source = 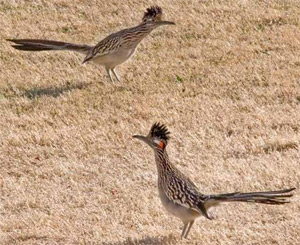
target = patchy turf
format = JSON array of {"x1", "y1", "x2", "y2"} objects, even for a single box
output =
[{"x1": 0, "y1": 0, "x2": 299, "y2": 244}]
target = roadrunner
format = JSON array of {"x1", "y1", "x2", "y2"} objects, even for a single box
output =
[
  {"x1": 133, "y1": 123, "x2": 295, "y2": 239},
  {"x1": 7, "y1": 6, "x2": 174, "y2": 82}
]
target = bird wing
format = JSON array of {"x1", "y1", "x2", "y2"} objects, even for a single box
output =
[
  {"x1": 82, "y1": 33, "x2": 122, "y2": 63},
  {"x1": 165, "y1": 174, "x2": 210, "y2": 217}
]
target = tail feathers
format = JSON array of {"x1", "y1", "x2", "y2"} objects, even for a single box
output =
[
  {"x1": 7, "y1": 39, "x2": 91, "y2": 54},
  {"x1": 207, "y1": 188, "x2": 295, "y2": 205}
]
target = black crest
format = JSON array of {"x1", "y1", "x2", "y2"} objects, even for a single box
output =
[
  {"x1": 150, "y1": 123, "x2": 170, "y2": 141},
  {"x1": 142, "y1": 6, "x2": 163, "y2": 22}
]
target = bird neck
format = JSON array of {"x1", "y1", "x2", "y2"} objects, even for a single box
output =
[
  {"x1": 118, "y1": 22, "x2": 157, "y2": 50},
  {"x1": 137, "y1": 21, "x2": 158, "y2": 31},
  {"x1": 128, "y1": 22, "x2": 157, "y2": 38},
  {"x1": 154, "y1": 149, "x2": 174, "y2": 175}
]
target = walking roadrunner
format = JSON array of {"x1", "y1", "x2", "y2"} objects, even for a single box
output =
[
  {"x1": 8, "y1": 6, "x2": 175, "y2": 82},
  {"x1": 133, "y1": 123, "x2": 295, "y2": 238}
]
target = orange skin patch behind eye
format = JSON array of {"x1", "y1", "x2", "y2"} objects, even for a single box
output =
[{"x1": 158, "y1": 141, "x2": 165, "y2": 149}]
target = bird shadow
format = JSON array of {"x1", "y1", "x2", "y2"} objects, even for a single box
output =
[
  {"x1": 102, "y1": 234, "x2": 177, "y2": 245},
  {"x1": 23, "y1": 81, "x2": 92, "y2": 99}
]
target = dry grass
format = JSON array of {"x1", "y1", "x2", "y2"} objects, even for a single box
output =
[{"x1": 1, "y1": 0, "x2": 300, "y2": 244}]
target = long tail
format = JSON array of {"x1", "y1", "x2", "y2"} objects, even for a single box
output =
[
  {"x1": 207, "y1": 188, "x2": 295, "y2": 205},
  {"x1": 7, "y1": 39, "x2": 92, "y2": 54}
]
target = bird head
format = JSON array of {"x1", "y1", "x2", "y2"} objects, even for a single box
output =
[
  {"x1": 142, "y1": 6, "x2": 175, "y2": 26},
  {"x1": 133, "y1": 123, "x2": 170, "y2": 151}
]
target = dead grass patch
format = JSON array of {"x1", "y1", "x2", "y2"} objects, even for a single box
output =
[{"x1": 0, "y1": 1, "x2": 299, "y2": 244}]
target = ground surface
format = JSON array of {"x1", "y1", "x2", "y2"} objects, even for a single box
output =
[{"x1": 0, "y1": 0, "x2": 299, "y2": 244}]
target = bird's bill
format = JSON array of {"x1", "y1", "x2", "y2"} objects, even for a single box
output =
[
  {"x1": 133, "y1": 135, "x2": 152, "y2": 146},
  {"x1": 133, "y1": 135, "x2": 147, "y2": 142},
  {"x1": 157, "y1": 20, "x2": 175, "y2": 26}
]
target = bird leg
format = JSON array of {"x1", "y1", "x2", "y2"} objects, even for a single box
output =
[
  {"x1": 184, "y1": 220, "x2": 194, "y2": 239},
  {"x1": 181, "y1": 222, "x2": 189, "y2": 239},
  {"x1": 106, "y1": 68, "x2": 113, "y2": 82},
  {"x1": 112, "y1": 68, "x2": 121, "y2": 82}
]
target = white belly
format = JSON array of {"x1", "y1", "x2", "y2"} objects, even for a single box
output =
[
  {"x1": 91, "y1": 47, "x2": 136, "y2": 69},
  {"x1": 158, "y1": 185, "x2": 202, "y2": 223}
]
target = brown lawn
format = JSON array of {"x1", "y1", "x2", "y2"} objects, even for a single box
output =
[{"x1": 0, "y1": 0, "x2": 299, "y2": 244}]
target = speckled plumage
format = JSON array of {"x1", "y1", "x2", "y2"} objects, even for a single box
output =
[
  {"x1": 8, "y1": 6, "x2": 175, "y2": 82},
  {"x1": 134, "y1": 123, "x2": 295, "y2": 238}
]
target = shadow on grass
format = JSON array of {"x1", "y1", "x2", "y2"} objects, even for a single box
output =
[
  {"x1": 23, "y1": 81, "x2": 92, "y2": 99},
  {"x1": 103, "y1": 234, "x2": 177, "y2": 245}
]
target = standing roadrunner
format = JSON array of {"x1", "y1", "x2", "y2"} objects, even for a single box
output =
[
  {"x1": 7, "y1": 6, "x2": 174, "y2": 82},
  {"x1": 133, "y1": 123, "x2": 295, "y2": 239}
]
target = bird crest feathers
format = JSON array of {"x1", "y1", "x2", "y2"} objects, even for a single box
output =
[
  {"x1": 150, "y1": 123, "x2": 170, "y2": 141},
  {"x1": 142, "y1": 6, "x2": 163, "y2": 22}
]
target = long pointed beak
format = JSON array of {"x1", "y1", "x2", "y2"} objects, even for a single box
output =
[
  {"x1": 133, "y1": 135, "x2": 151, "y2": 146},
  {"x1": 157, "y1": 20, "x2": 175, "y2": 26},
  {"x1": 133, "y1": 135, "x2": 147, "y2": 141}
]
